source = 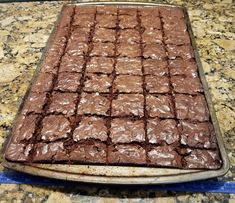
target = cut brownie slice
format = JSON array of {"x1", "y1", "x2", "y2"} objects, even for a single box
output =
[
  {"x1": 93, "y1": 28, "x2": 116, "y2": 43},
  {"x1": 73, "y1": 116, "x2": 108, "y2": 142},
  {"x1": 90, "y1": 42, "x2": 115, "y2": 57},
  {"x1": 119, "y1": 15, "x2": 138, "y2": 29},
  {"x1": 69, "y1": 141, "x2": 107, "y2": 163},
  {"x1": 143, "y1": 44, "x2": 166, "y2": 60},
  {"x1": 118, "y1": 29, "x2": 140, "y2": 44},
  {"x1": 164, "y1": 30, "x2": 190, "y2": 45},
  {"x1": 147, "y1": 118, "x2": 179, "y2": 145},
  {"x1": 96, "y1": 14, "x2": 117, "y2": 28},
  {"x1": 31, "y1": 73, "x2": 54, "y2": 93},
  {"x1": 73, "y1": 14, "x2": 94, "y2": 28},
  {"x1": 86, "y1": 57, "x2": 114, "y2": 74},
  {"x1": 97, "y1": 6, "x2": 118, "y2": 15},
  {"x1": 143, "y1": 59, "x2": 168, "y2": 76},
  {"x1": 179, "y1": 121, "x2": 217, "y2": 149},
  {"x1": 48, "y1": 92, "x2": 77, "y2": 116},
  {"x1": 166, "y1": 44, "x2": 194, "y2": 59},
  {"x1": 116, "y1": 57, "x2": 142, "y2": 75},
  {"x1": 70, "y1": 27, "x2": 90, "y2": 43},
  {"x1": 117, "y1": 43, "x2": 141, "y2": 58},
  {"x1": 148, "y1": 146, "x2": 182, "y2": 167},
  {"x1": 40, "y1": 115, "x2": 71, "y2": 142},
  {"x1": 141, "y1": 16, "x2": 161, "y2": 29},
  {"x1": 145, "y1": 75, "x2": 170, "y2": 93},
  {"x1": 175, "y1": 94, "x2": 209, "y2": 122},
  {"x1": 119, "y1": 7, "x2": 137, "y2": 16},
  {"x1": 108, "y1": 144, "x2": 146, "y2": 164},
  {"x1": 112, "y1": 94, "x2": 144, "y2": 117},
  {"x1": 146, "y1": 94, "x2": 174, "y2": 118},
  {"x1": 77, "y1": 93, "x2": 110, "y2": 116},
  {"x1": 66, "y1": 41, "x2": 88, "y2": 56},
  {"x1": 84, "y1": 73, "x2": 112, "y2": 93},
  {"x1": 113, "y1": 75, "x2": 143, "y2": 93},
  {"x1": 142, "y1": 28, "x2": 163, "y2": 44},
  {"x1": 59, "y1": 54, "x2": 84, "y2": 73},
  {"x1": 110, "y1": 119, "x2": 145, "y2": 143}
]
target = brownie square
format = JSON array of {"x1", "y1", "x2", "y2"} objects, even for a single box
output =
[
  {"x1": 175, "y1": 94, "x2": 209, "y2": 121},
  {"x1": 164, "y1": 30, "x2": 190, "y2": 45},
  {"x1": 141, "y1": 16, "x2": 161, "y2": 29},
  {"x1": 108, "y1": 144, "x2": 146, "y2": 164},
  {"x1": 55, "y1": 72, "x2": 81, "y2": 92},
  {"x1": 40, "y1": 115, "x2": 71, "y2": 142},
  {"x1": 163, "y1": 19, "x2": 187, "y2": 32},
  {"x1": 142, "y1": 28, "x2": 163, "y2": 44},
  {"x1": 86, "y1": 57, "x2": 114, "y2": 74},
  {"x1": 146, "y1": 94, "x2": 174, "y2": 118},
  {"x1": 66, "y1": 41, "x2": 88, "y2": 56},
  {"x1": 116, "y1": 57, "x2": 142, "y2": 75},
  {"x1": 117, "y1": 43, "x2": 141, "y2": 58},
  {"x1": 12, "y1": 114, "x2": 38, "y2": 143},
  {"x1": 93, "y1": 28, "x2": 116, "y2": 43},
  {"x1": 70, "y1": 27, "x2": 90, "y2": 42},
  {"x1": 33, "y1": 142, "x2": 69, "y2": 162},
  {"x1": 31, "y1": 73, "x2": 54, "y2": 93},
  {"x1": 118, "y1": 29, "x2": 140, "y2": 44},
  {"x1": 110, "y1": 119, "x2": 145, "y2": 143},
  {"x1": 184, "y1": 149, "x2": 221, "y2": 169},
  {"x1": 171, "y1": 76, "x2": 203, "y2": 94},
  {"x1": 90, "y1": 42, "x2": 115, "y2": 57},
  {"x1": 40, "y1": 54, "x2": 60, "y2": 74},
  {"x1": 139, "y1": 8, "x2": 159, "y2": 17},
  {"x1": 96, "y1": 14, "x2": 117, "y2": 28},
  {"x1": 166, "y1": 45, "x2": 194, "y2": 60},
  {"x1": 179, "y1": 121, "x2": 217, "y2": 149},
  {"x1": 148, "y1": 146, "x2": 182, "y2": 167},
  {"x1": 5, "y1": 143, "x2": 33, "y2": 161},
  {"x1": 143, "y1": 59, "x2": 168, "y2": 76},
  {"x1": 84, "y1": 73, "x2": 112, "y2": 93},
  {"x1": 160, "y1": 7, "x2": 184, "y2": 19},
  {"x1": 97, "y1": 6, "x2": 118, "y2": 15},
  {"x1": 48, "y1": 92, "x2": 77, "y2": 116},
  {"x1": 59, "y1": 54, "x2": 84, "y2": 73},
  {"x1": 77, "y1": 93, "x2": 110, "y2": 116},
  {"x1": 119, "y1": 7, "x2": 137, "y2": 16},
  {"x1": 22, "y1": 92, "x2": 47, "y2": 114},
  {"x1": 75, "y1": 7, "x2": 96, "y2": 15},
  {"x1": 113, "y1": 75, "x2": 143, "y2": 93},
  {"x1": 69, "y1": 141, "x2": 107, "y2": 163},
  {"x1": 147, "y1": 118, "x2": 179, "y2": 145},
  {"x1": 119, "y1": 15, "x2": 138, "y2": 29},
  {"x1": 73, "y1": 116, "x2": 108, "y2": 142},
  {"x1": 73, "y1": 14, "x2": 94, "y2": 27},
  {"x1": 112, "y1": 94, "x2": 144, "y2": 117},
  {"x1": 169, "y1": 59, "x2": 198, "y2": 78},
  {"x1": 145, "y1": 75, "x2": 170, "y2": 93},
  {"x1": 143, "y1": 44, "x2": 166, "y2": 59}
]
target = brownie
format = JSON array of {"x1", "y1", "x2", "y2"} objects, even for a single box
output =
[
  {"x1": 75, "y1": 7, "x2": 96, "y2": 15},
  {"x1": 108, "y1": 144, "x2": 146, "y2": 164},
  {"x1": 171, "y1": 76, "x2": 203, "y2": 94},
  {"x1": 5, "y1": 143, "x2": 33, "y2": 161},
  {"x1": 70, "y1": 27, "x2": 90, "y2": 43},
  {"x1": 160, "y1": 7, "x2": 184, "y2": 19},
  {"x1": 91, "y1": 42, "x2": 115, "y2": 57},
  {"x1": 143, "y1": 59, "x2": 168, "y2": 76},
  {"x1": 112, "y1": 94, "x2": 144, "y2": 117},
  {"x1": 166, "y1": 45, "x2": 194, "y2": 59},
  {"x1": 30, "y1": 73, "x2": 54, "y2": 93},
  {"x1": 110, "y1": 119, "x2": 145, "y2": 143},
  {"x1": 40, "y1": 54, "x2": 60, "y2": 74},
  {"x1": 141, "y1": 16, "x2": 161, "y2": 29},
  {"x1": 59, "y1": 54, "x2": 84, "y2": 73},
  {"x1": 22, "y1": 92, "x2": 47, "y2": 114},
  {"x1": 184, "y1": 149, "x2": 221, "y2": 169},
  {"x1": 93, "y1": 28, "x2": 116, "y2": 43},
  {"x1": 55, "y1": 72, "x2": 81, "y2": 92},
  {"x1": 40, "y1": 115, "x2": 71, "y2": 142},
  {"x1": 73, "y1": 116, "x2": 108, "y2": 142},
  {"x1": 169, "y1": 59, "x2": 198, "y2": 77},
  {"x1": 96, "y1": 14, "x2": 117, "y2": 28},
  {"x1": 163, "y1": 19, "x2": 187, "y2": 32},
  {"x1": 113, "y1": 75, "x2": 143, "y2": 93},
  {"x1": 175, "y1": 94, "x2": 209, "y2": 121},
  {"x1": 117, "y1": 43, "x2": 141, "y2": 58},
  {"x1": 118, "y1": 29, "x2": 140, "y2": 44},
  {"x1": 142, "y1": 28, "x2": 163, "y2": 44},
  {"x1": 69, "y1": 141, "x2": 107, "y2": 163},
  {"x1": 77, "y1": 93, "x2": 110, "y2": 116},
  {"x1": 164, "y1": 30, "x2": 190, "y2": 45},
  {"x1": 145, "y1": 75, "x2": 170, "y2": 93},
  {"x1": 147, "y1": 118, "x2": 179, "y2": 145},
  {"x1": 97, "y1": 6, "x2": 118, "y2": 15},
  {"x1": 116, "y1": 57, "x2": 142, "y2": 75},
  {"x1": 139, "y1": 8, "x2": 159, "y2": 17},
  {"x1": 148, "y1": 146, "x2": 182, "y2": 167},
  {"x1": 48, "y1": 92, "x2": 77, "y2": 116},
  {"x1": 86, "y1": 57, "x2": 114, "y2": 74},
  {"x1": 66, "y1": 41, "x2": 88, "y2": 56},
  {"x1": 119, "y1": 7, "x2": 137, "y2": 16},
  {"x1": 179, "y1": 120, "x2": 217, "y2": 149},
  {"x1": 73, "y1": 14, "x2": 94, "y2": 27},
  {"x1": 33, "y1": 142, "x2": 69, "y2": 162},
  {"x1": 146, "y1": 94, "x2": 174, "y2": 118},
  {"x1": 143, "y1": 44, "x2": 166, "y2": 59},
  {"x1": 119, "y1": 15, "x2": 138, "y2": 29}
]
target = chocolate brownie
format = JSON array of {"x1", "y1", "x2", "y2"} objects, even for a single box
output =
[
  {"x1": 5, "y1": 143, "x2": 33, "y2": 161},
  {"x1": 142, "y1": 28, "x2": 163, "y2": 44},
  {"x1": 166, "y1": 44, "x2": 194, "y2": 59},
  {"x1": 59, "y1": 54, "x2": 84, "y2": 73},
  {"x1": 119, "y1": 7, "x2": 137, "y2": 16},
  {"x1": 70, "y1": 27, "x2": 90, "y2": 43},
  {"x1": 97, "y1": 6, "x2": 118, "y2": 15},
  {"x1": 116, "y1": 57, "x2": 142, "y2": 75},
  {"x1": 86, "y1": 57, "x2": 114, "y2": 74},
  {"x1": 96, "y1": 14, "x2": 117, "y2": 28},
  {"x1": 145, "y1": 75, "x2": 170, "y2": 93},
  {"x1": 118, "y1": 29, "x2": 140, "y2": 44},
  {"x1": 93, "y1": 28, "x2": 116, "y2": 43},
  {"x1": 91, "y1": 42, "x2": 115, "y2": 57},
  {"x1": 66, "y1": 41, "x2": 88, "y2": 56},
  {"x1": 143, "y1": 59, "x2": 168, "y2": 76},
  {"x1": 119, "y1": 15, "x2": 138, "y2": 29},
  {"x1": 141, "y1": 16, "x2": 161, "y2": 29},
  {"x1": 117, "y1": 43, "x2": 141, "y2": 58},
  {"x1": 73, "y1": 14, "x2": 94, "y2": 28},
  {"x1": 143, "y1": 44, "x2": 166, "y2": 59},
  {"x1": 30, "y1": 73, "x2": 54, "y2": 93}
]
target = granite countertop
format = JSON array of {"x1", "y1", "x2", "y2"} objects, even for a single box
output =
[{"x1": 0, "y1": 0, "x2": 234, "y2": 202}]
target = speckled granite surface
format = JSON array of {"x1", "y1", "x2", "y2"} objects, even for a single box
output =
[{"x1": 0, "y1": 0, "x2": 234, "y2": 202}]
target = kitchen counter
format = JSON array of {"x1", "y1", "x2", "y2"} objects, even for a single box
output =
[{"x1": 0, "y1": 0, "x2": 234, "y2": 202}]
